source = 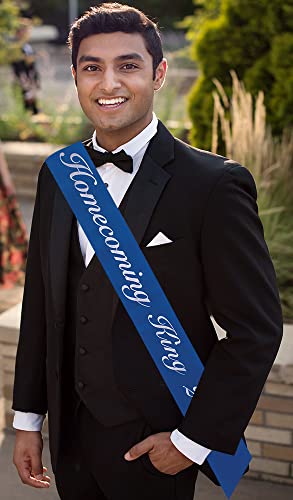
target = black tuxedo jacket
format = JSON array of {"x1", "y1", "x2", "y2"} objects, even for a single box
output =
[{"x1": 13, "y1": 122, "x2": 282, "y2": 470}]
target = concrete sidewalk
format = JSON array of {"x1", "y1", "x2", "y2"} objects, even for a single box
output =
[{"x1": 1, "y1": 430, "x2": 293, "y2": 500}]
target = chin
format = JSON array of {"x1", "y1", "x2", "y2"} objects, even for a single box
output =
[{"x1": 95, "y1": 118, "x2": 132, "y2": 133}]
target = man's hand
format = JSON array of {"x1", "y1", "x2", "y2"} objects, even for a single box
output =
[
  {"x1": 124, "y1": 431, "x2": 193, "y2": 475},
  {"x1": 13, "y1": 430, "x2": 51, "y2": 488}
]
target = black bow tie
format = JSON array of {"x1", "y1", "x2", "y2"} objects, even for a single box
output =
[{"x1": 86, "y1": 147, "x2": 133, "y2": 173}]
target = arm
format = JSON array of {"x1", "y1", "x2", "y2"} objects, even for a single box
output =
[
  {"x1": 12, "y1": 167, "x2": 47, "y2": 414},
  {"x1": 12, "y1": 168, "x2": 50, "y2": 488},
  {"x1": 177, "y1": 164, "x2": 283, "y2": 454}
]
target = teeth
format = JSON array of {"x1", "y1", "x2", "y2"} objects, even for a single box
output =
[{"x1": 98, "y1": 97, "x2": 126, "y2": 105}]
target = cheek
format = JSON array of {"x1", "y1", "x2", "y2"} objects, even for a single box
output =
[
  {"x1": 76, "y1": 84, "x2": 93, "y2": 105},
  {"x1": 132, "y1": 80, "x2": 154, "y2": 99}
]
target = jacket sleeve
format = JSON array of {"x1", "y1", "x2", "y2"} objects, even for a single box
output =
[
  {"x1": 12, "y1": 167, "x2": 48, "y2": 414},
  {"x1": 178, "y1": 164, "x2": 283, "y2": 454}
]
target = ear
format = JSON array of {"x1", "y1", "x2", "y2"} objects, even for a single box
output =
[
  {"x1": 154, "y1": 58, "x2": 168, "y2": 91},
  {"x1": 71, "y1": 64, "x2": 77, "y2": 86}
]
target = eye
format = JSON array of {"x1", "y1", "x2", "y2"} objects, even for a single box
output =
[
  {"x1": 121, "y1": 63, "x2": 138, "y2": 71},
  {"x1": 84, "y1": 65, "x2": 99, "y2": 72}
]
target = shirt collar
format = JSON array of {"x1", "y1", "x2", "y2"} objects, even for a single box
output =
[{"x1": 92, "y1": 112, "x2": 158, "y2": 158}]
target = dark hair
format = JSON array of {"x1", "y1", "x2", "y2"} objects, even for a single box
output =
[{"x1": 68, "y1": 3, "x2": 163, "y2": 79}]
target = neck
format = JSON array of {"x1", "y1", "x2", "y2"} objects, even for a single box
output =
[{"x1": 95, "y1": 115, "x2": 153, "y2": 152}]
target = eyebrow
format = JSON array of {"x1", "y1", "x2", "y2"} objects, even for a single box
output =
[{"x1": 78, "y1": 53, "x2": 145, "y2": 65}]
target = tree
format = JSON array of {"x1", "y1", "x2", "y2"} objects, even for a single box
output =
[
  {"x1": 0, "y1": 0, "x2": 22, "y2": 65},
  {"x1": 187, "y1": 0, "x2": 293, "y2": 149},
  {"x1": 28, "y1": 0, "x2": 195, "y2": 41}
]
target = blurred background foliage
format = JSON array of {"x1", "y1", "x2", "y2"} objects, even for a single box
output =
[
  {"x1": 186, "y1": 0, "x2": 293, "y2": 150},
  {"x1": 212, "y1": 72, "x2": 293, "y2": 320},
  {"x1": 0, "y1": 0, "x2": 22, "y2": 64},
  {"x1": 28, "y1": 0, "x2": 195, "y2": 40},
  {"x1": 0, "y1": 0, "x2": 292, "y2": 319}
]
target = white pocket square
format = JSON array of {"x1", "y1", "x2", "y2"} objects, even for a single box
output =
[{"x1": 146, "y1": 232, "x2": 173, "y2": 247}]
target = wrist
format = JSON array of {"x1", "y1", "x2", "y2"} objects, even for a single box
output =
[{"x1": 15, "y1": 429, "x2": 41, "y2": 435}]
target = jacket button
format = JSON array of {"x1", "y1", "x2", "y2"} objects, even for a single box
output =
[
  {"x1": 79, "y1": 346, "x2": 87, "y2": 355},
  {"x1": 80, "y1": 315, "x2": 88, "y2": 324},
  {"x1": 81, "y1": 283, "x2": 89, "y2": 292},
  {"x1": 77, "y1": 381, "x2": 85, "y2": 390}
]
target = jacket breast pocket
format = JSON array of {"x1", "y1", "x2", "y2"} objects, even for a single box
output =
[{"x1": 143, "y1": 238, "x2": 193, "y2": 274}]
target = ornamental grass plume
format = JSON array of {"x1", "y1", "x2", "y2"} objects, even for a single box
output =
[{"x1": 212, "y1": 71, "x2": 293, "y2": 321}]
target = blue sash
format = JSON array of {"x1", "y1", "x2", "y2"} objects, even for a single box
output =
[{"x1": 46, "y1": 142, "x2": 251, "y2": 498}]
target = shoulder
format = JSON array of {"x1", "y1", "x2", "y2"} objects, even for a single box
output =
[
  {"x1": 36, "y1": 160, "x2": 60, "y2": 208},
  {"x1": 173, "y1": 137, "x2": 236, "y2": 175},
  {"x1": 171, "y1": 136, "x2": 256, "y2": 197},
  {"x1": 38, "y1": 161, "x2": 56, "y2": 187}
]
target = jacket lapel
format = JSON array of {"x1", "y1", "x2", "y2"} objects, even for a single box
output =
[
  {"x1": 121, "y1": 121, "x2": 174, "y2": 245},
  {"x1": 110, "y1": 121, "x2": 175, "y2": 317},
  {"x1": 49, "y1": 187, "x2": 73, "y2": 320}
]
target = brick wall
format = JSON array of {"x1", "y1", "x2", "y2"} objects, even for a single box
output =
[{"x1": 245, "y1": 364, "x2": 293, "y2": 485}]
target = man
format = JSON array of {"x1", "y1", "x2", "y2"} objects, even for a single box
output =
[{"x1": 12, "y1": 3, "x2": 283, "y2": 500}]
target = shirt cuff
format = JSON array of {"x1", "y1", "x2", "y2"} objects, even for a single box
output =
[
  {"x1": 13, "y1": 411, "x2": 45, "y2": 432},
  {"x1": 170, "y1": 429, "x2": 212, "y2": 465}
]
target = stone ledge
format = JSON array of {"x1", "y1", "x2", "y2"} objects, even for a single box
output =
[
  {"x1": 2, "y1": 141, "x2": 62, "y2": 158},
  {"x1": 2, "y1": 142, "x2": 65, "y2": 199},
  {"x1": 268, "y1": 363, "x2": 293, "y2": 385}
]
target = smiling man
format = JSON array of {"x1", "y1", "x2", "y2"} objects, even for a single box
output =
[
  {"x1": 74, "y1": 31, "x2": 164, "y2": 149},
  {"x1": 12, "y1": 3, "x2": 283, "y2": 500}
]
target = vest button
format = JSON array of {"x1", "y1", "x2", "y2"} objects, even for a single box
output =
[
  {"x1": 77, "y1": 381, "x2": 85, "y2": 390},
  {"x1": 81, "y1": 283, "x2": 89, "y2": 292},
  {"x1": 54, "y1": 320, "x2": 64, "y2": 328},
  {"x1": 80, "y1": 315, "x2": 88, "y2": 324},
  {"x1": 79, "y1": 346, "x2": 87, "y2": 355}
]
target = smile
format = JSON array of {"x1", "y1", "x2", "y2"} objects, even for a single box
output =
[{"x1": 96, "y1": 97, "x2": 128, "y2": 108}]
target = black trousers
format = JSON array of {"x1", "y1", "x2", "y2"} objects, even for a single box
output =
[{"x1": 55, "y1": 401, "x2": 198, "y2": 500}]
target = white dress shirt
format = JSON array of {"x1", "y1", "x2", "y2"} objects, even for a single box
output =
[{"x1": 13, "y1": 113, "x2": 211, "y2": 466}]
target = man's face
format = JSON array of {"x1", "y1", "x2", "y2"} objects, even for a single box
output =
[{"x1": 72, "y1": 31, "x2": 167, "y2": 146}]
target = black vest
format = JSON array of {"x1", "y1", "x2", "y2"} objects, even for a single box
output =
[{"x1": 61, "y1": 220, "x2": 140, "y2": 426}]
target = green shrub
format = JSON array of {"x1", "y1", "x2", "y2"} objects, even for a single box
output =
[
  {"x1": 187, "y1": 0, "x2": 293, "y2": 149},
  {"x1": 0, "y1": 0, "x2": 22, "y2": 65}
]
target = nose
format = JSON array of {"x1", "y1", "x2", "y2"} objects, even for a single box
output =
[{"x1": 98, "y1": 67, "x2": 122, "y2": 94}]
